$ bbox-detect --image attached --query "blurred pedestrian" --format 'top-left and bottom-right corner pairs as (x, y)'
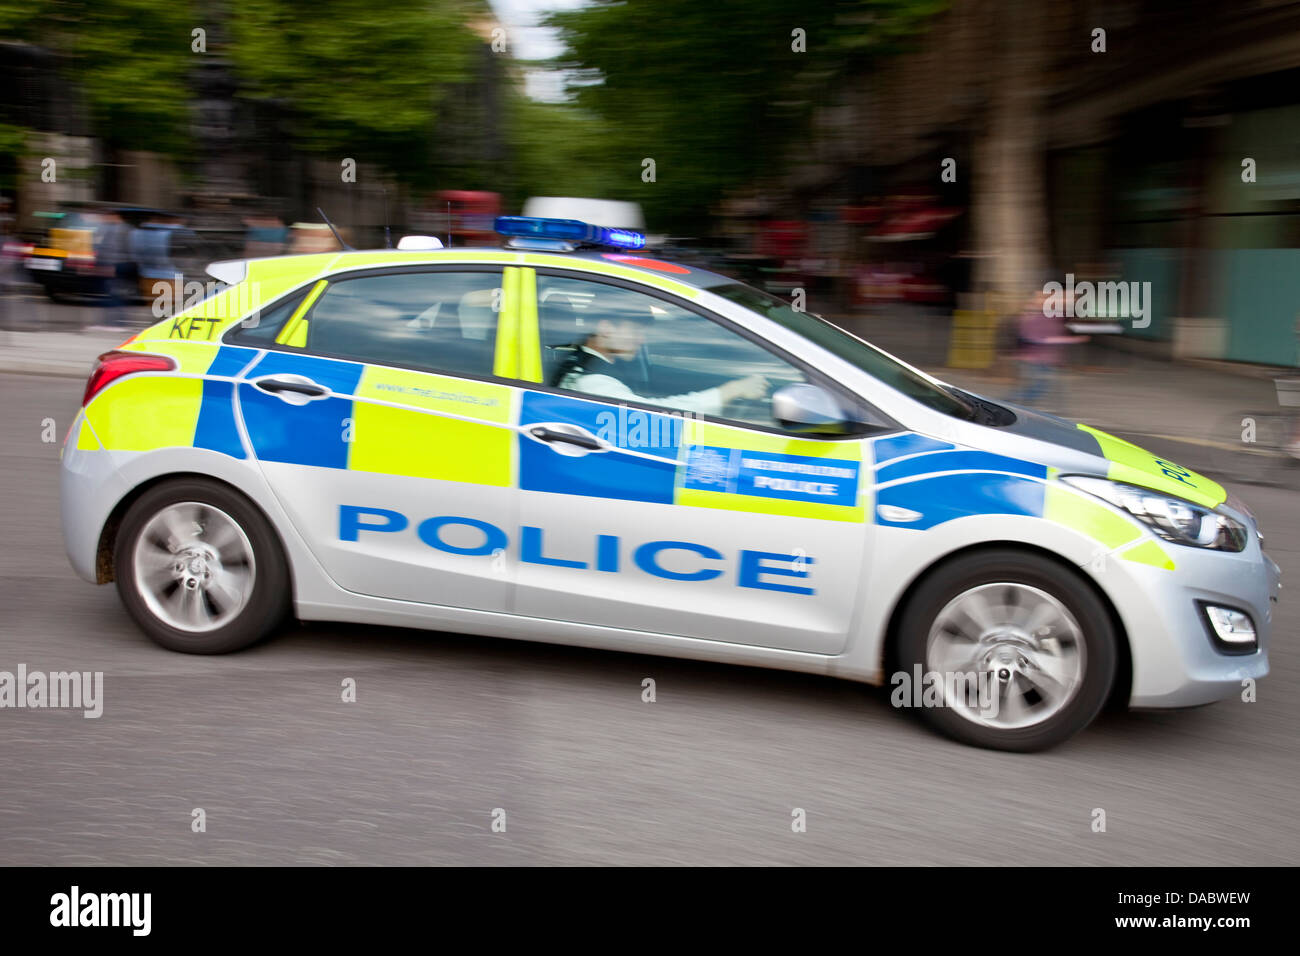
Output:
(92, 210), (133, 330)
(1010, 288), (1088, 410)
(289, 222), (341, 254)
(0, 197), (17, 333)
(244, 213), (288, 258)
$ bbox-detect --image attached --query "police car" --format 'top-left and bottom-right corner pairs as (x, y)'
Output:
(60, 216), (1279, 750)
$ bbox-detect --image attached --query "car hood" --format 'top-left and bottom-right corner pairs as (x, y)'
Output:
(997, 403), (1228, 509)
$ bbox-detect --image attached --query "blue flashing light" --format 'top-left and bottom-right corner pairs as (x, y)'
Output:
(494, 216), (646, 251)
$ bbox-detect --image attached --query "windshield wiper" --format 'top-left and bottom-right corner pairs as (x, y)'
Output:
(948, 387), (1015, 426)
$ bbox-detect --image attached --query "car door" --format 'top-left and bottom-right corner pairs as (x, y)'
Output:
(231, 265), (534, 613)
(514, 271), (873, 655)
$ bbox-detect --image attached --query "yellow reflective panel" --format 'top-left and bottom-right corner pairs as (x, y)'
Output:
(518, 268), (542, 383)
(349, 368), (516, 486)
(675, 418), (866, 522)
(347, 404), (512, 486)
(495, 267), (522, 379)
(1119, 540), (1176, 570)
(1044, 484), (1141, 550)
(327, 250), (521, 269)
(354, 366), (513, 424)
(684, 419), (862, 460)
(1078, 423), (1225, 509)
(136, 254), (338, 344)
(84, 376), (201, 451)
(75, 420), (100, 451)
(276, 280), (328, 347)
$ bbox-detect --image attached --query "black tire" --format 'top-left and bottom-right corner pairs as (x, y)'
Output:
(114, 478), (290, 654)
(896, 548), (1117, 752)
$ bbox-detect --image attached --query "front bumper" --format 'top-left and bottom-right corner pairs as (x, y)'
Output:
(1100, 518), (1277, 708)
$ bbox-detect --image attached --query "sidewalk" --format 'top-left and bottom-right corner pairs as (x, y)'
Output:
(0, 328), (137, 378)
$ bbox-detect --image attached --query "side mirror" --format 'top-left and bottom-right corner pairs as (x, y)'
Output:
(772, 383), (848, 432)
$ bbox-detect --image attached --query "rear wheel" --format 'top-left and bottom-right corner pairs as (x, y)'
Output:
(115, 479), (290, 653)
(896, 549), (1117, 751)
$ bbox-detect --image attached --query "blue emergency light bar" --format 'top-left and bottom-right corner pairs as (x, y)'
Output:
(494, 216), (646, 251)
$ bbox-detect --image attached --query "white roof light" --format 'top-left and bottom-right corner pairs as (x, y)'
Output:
(397, 235), (444, 250)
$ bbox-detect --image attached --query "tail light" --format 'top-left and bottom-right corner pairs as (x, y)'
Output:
(82, 351), (176, 407)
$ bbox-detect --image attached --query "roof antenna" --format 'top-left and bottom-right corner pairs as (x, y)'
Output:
(317, 207), (354, 250)
(381, 187), (392, 249)
(447, 199), (452, 249)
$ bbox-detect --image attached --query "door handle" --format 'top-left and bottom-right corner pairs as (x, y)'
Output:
(251, 374), (329, 404)
(528, 424), (603, 451)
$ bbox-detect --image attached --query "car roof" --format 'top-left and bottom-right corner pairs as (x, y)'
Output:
(307, 246), (734, 293)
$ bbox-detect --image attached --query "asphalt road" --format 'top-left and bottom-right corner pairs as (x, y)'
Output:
(1, 369), (1297, 866)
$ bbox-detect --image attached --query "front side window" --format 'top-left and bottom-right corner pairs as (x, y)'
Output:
(703, 280), (978, 420)
(538, 274), (814, 429)
(305, 270), (502, 377)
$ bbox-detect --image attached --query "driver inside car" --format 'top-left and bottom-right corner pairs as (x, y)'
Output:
(550, 300), (768, 416)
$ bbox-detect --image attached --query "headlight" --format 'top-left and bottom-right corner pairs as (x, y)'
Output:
(1061, 476), (1249, 552)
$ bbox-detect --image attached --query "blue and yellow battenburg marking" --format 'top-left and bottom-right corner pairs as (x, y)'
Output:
(872, 434), (1047, 530)
(516, 391), (867, 521)
(78, 332), (1175, 571)
(870, 432), (1174, 568)
(234, 352), (517, 485)
(83, 344), (259, 457)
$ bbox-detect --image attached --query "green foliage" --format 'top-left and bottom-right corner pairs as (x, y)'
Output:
(545, 0), (947, 231)
(0, 0), (492, 186)
(0, 0), (947, 212)
(0, 121), (26, 158)
(504, 95), (626, 211)
(0, 0), (196, 156)
(227, 0), (484, 185)
(0, 121), (26, 191)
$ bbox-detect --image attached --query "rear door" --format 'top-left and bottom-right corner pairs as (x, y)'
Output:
(232, 265), (536, 612)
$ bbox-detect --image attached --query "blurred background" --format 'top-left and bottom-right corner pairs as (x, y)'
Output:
(2, 0), (1299, 355)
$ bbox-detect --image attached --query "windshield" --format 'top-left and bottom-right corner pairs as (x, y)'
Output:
(704, 281), (976, 419)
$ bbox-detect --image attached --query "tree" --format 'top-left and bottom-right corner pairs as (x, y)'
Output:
(504, 95), (624, 211)
(0, 0), (195, 156)
(227, 0), (486, 190)
(544, 0), (946, 232)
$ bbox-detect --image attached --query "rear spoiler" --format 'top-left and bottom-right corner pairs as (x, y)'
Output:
(206, 259), (247, 286)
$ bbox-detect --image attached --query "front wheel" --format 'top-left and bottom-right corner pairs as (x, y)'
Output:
(896, 549), (1117, 751)
(115, 479), (290, 653)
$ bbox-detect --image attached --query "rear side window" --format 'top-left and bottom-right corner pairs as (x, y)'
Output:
(226, 286), (311, 345)
(305, 271), (502, 378)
